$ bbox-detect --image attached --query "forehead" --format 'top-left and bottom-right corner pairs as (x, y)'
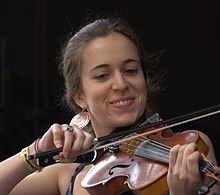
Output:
(81, 32), (139, 69)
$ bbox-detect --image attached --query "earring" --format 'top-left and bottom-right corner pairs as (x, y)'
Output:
(70, 109), (91, 129)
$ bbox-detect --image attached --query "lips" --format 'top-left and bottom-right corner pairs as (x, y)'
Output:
(110, 98), (135, 106)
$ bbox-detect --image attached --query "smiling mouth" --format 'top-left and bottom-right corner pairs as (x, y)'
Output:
(110, 98), (134, 106)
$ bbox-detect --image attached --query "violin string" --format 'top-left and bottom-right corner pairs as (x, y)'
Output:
(128, 133), (171, 150)
(202, 164), (220, 183)
(201, 161), (218, 173)
(134, 134), (171, 153)
(199, 161), (220, 175)
(121, 134), (170, 162)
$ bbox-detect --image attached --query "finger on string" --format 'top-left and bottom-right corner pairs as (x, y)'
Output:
(187, 151), (201, 177)
(173, 144), (188, 169)
(183, 143), (198, 172)
(169, 144), (181, 171)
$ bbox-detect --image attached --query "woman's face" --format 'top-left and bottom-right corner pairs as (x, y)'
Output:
(75, 32), (147, 137)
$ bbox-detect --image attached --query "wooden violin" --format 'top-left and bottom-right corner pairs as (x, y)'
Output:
(81, 127), (220, 194)
(79, 105), (220, 194)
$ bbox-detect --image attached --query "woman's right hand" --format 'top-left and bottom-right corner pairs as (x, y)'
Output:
(37, 123), (94, 162)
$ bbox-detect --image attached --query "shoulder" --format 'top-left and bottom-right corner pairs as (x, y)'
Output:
(41, 163), (78, 194)
(55, 163), (91, 195)
(41, 162), (77, 176)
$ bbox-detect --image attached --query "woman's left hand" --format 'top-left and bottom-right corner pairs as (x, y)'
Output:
(167, 143), (203, 195)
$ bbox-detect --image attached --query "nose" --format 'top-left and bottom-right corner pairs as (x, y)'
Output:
(112, 72), (128, 91)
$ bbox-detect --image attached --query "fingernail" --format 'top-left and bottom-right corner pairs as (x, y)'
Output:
(57, 144), (63, 148)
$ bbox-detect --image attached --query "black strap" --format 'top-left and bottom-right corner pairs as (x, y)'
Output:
(65, 163), (86, 195)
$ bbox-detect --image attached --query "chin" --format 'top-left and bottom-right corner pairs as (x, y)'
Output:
(114, 117), (137, 127)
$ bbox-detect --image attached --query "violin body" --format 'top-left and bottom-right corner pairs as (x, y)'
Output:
(81, 128), (209, 195)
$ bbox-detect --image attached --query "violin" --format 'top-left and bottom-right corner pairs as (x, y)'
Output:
(79, 105), (220, 195)
(28, 104), (220, 194)
(81, 127), (220, 195)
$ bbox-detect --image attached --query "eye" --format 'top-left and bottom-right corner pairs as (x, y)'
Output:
(94, 72), (110, 81)
(124, 68), (139, 75)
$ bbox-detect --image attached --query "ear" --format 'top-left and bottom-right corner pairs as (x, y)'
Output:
(73, 90), (87, 109)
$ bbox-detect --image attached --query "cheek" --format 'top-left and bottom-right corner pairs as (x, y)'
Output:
(82, 85), (104, 110)
(139, 77), (147, 94)
(139, 79), (148, 106)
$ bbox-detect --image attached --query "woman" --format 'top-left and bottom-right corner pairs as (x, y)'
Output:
(0, 17), (219, 195)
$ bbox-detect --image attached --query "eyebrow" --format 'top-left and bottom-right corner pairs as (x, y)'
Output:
(89, 64), (109, 73)
(89, 58), (139, 73)
(124, 58), (139, 64)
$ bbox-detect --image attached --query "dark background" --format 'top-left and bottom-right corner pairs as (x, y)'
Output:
(0, 1), (220, 162)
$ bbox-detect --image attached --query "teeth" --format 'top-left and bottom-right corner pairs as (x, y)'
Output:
(113, 100), (131, 105)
